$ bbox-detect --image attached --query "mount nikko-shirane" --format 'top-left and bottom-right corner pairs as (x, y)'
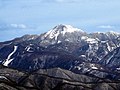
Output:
(0, 24), (120, 90)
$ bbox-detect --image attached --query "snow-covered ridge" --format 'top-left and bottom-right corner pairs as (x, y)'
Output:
(107, 31), (120, 35)
(94, 31), (120, 36)
(41, 24), (120, 46)
(44, 24), (120, 40)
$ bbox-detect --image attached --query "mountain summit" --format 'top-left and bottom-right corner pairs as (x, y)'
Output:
(44, 24), (84, 40)
(46, 24), (84, 34)
(52, 24), (84, 33)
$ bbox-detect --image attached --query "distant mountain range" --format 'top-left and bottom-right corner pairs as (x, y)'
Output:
(0, 24), (120, 90)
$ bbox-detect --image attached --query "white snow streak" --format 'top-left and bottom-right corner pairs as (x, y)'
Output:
(27, 47), (31, 51)
(3, 46), (18, 66)
(107, 43), (111, 51)
(106, 51), (116, 64)
(91, 66), (98, 69)
(0, 76), (7, 79)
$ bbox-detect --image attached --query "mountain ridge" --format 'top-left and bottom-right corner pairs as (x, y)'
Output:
(0, 24), (120, 79)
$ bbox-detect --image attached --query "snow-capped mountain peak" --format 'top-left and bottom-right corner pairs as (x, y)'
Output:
(44, 24), (84, 40)
(52, 24), (84, 33)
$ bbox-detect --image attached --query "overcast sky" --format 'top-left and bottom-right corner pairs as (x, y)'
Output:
(0, 0), (120, 41)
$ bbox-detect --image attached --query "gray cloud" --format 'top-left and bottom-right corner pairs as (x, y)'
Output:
(0, 23), (28, 30)
(97, 25), (115, 29)
(41, 0), (79, 3)
(41, 0), (114, 3)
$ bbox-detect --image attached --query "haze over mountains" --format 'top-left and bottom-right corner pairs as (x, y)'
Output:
(0, 24), (120, 90)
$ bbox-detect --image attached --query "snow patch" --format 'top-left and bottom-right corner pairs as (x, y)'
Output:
(81, 36), (98, 44)
(86, 38), (98, 44)
(101, 41), (107, 43)
(65, 39), (69, 41)
(25, 46), (33, 52)
(0, 76), (7, 79)
(91, 66), (98, 69)
(116, 68), (120, 70)
(81, 36), (88, 40)
(81, 55), (86, 58)
(90, 64), (98, 69)
(57, 40), (61, 43)
(61, 24), (84, 33)
(76, 66), (81, 70)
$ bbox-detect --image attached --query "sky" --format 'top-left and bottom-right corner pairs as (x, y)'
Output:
(0, 0), (120, 41)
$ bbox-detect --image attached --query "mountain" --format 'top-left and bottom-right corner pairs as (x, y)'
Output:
(0, 24), (120, 80)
